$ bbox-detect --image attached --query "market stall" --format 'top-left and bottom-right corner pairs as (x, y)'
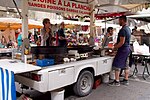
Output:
(0, 1), (95, 100)
(0, 17), (42, 59)
(0, 0), (150, 100)
(127, 14), (150, 45)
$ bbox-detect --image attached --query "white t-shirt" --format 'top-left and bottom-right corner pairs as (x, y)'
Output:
(130, 35), (136, 44)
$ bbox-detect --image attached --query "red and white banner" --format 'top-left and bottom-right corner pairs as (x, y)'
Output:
(28, 0), (91, 15)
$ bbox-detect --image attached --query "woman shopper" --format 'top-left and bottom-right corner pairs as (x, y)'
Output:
(40, 18), (53, 46)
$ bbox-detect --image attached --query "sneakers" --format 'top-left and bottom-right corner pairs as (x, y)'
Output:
(108, 79), (129, 86)
(120, 79), (129, 86)
(108, 80), (120, 86)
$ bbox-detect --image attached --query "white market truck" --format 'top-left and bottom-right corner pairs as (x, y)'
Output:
(0, 56), (113, 97)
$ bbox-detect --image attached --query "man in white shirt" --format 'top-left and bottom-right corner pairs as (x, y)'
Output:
(130, 29), (136, 45)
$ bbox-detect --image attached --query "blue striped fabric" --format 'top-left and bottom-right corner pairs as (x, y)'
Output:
(0, 67), (16, 100)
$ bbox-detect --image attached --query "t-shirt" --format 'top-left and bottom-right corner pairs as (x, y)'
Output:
(103, 35), (113, 47)
(117, 25), (131, 48)
(58, 28), (67, 46)
(40, 28), (52, 46)
(17, 34), (22, 46)
(130, 35), (136, 45)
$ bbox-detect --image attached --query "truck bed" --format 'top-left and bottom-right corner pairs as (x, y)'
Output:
(15, 56), (113, 92)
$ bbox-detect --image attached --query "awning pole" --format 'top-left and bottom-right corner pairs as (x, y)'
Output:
(89, 4), (95, 46)
(90, 4), (95, 37)
(21, 0), (28, 62)
(105, 18), (106, 35)
(21, 0), (28, 39)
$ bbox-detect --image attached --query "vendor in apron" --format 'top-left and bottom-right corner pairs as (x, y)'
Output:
(109, 15), (131, 86)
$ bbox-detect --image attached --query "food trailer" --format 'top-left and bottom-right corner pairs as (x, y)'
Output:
(0, 0), (115, 99)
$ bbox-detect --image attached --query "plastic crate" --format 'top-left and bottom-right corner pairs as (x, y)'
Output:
(36, 59), (54, 67)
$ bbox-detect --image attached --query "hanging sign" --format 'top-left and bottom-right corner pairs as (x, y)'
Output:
(28, 0), (91, 15)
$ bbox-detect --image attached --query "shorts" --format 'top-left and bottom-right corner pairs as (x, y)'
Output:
(113, 66), (129, 71)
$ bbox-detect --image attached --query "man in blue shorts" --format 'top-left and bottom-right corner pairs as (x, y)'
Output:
(109, 15), (131, 86)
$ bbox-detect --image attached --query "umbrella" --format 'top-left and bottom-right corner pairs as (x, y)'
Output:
(0, 18), (43, 30)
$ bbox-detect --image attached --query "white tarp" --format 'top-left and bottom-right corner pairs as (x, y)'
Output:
(0, 59), (41, 74)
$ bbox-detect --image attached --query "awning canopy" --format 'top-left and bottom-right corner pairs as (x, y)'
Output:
(0, 18), (42, 30)
(0, 0), (149, 19)
(95, 12), (127, 19)
(121, 3), (149, 13)
(127, 14), (150, 22)
(95, 3), (150, 19)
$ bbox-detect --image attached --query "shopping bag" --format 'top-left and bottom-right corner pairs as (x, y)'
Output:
(133, 40), (149, 54)
(0, 67), (16, 100)
(133, 40), (140, 53)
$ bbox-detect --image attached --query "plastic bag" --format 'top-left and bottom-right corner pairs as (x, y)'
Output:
(133, 40), (149, 54)
(142, 44), (149, 54)
(133, 40), (139, 53)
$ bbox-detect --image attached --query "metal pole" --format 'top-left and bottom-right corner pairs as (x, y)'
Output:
(21, 0), (28, 39)
(90, 4), (94, 37)
(89, 4), (95, 46)
(21, 0), (29, 62)
(105, 18), (106, 35)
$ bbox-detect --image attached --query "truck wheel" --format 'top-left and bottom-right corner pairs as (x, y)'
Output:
(73, 71), (94, 97)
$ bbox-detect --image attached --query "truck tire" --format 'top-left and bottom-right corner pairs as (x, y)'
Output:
(73, 71), (94, 97)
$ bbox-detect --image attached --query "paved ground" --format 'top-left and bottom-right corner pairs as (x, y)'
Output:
(66, 79), (150, 100)
(17, 62), (150, 100)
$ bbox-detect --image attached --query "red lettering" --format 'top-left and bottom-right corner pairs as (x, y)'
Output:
(29, 0), (90, 14)
(47, 0), (56, 4)
(79, 10), (90, 15)
(47, 5), (65, 11)
(66, 8), (78, 13)
(47, 5), (50, 8)
(40, 0), (44, 2)
(32, 0), (56, 4)
(72, 3), (76, 8)
(64, 1), (70, 7)
(66, 2), (71, 7)
(47, 0), (52, 3)
(58, 0), (62, 6)
(53, 0), (56, 4)
(28, 2), (46, 8)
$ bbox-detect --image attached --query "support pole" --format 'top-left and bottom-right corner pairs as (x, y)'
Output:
(105, 18), (107, 35)
(90, 4), (95, 37)
(21, 0), (28, 39)
(89, 4), (95, 46)
(21, 0), (29, 62)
